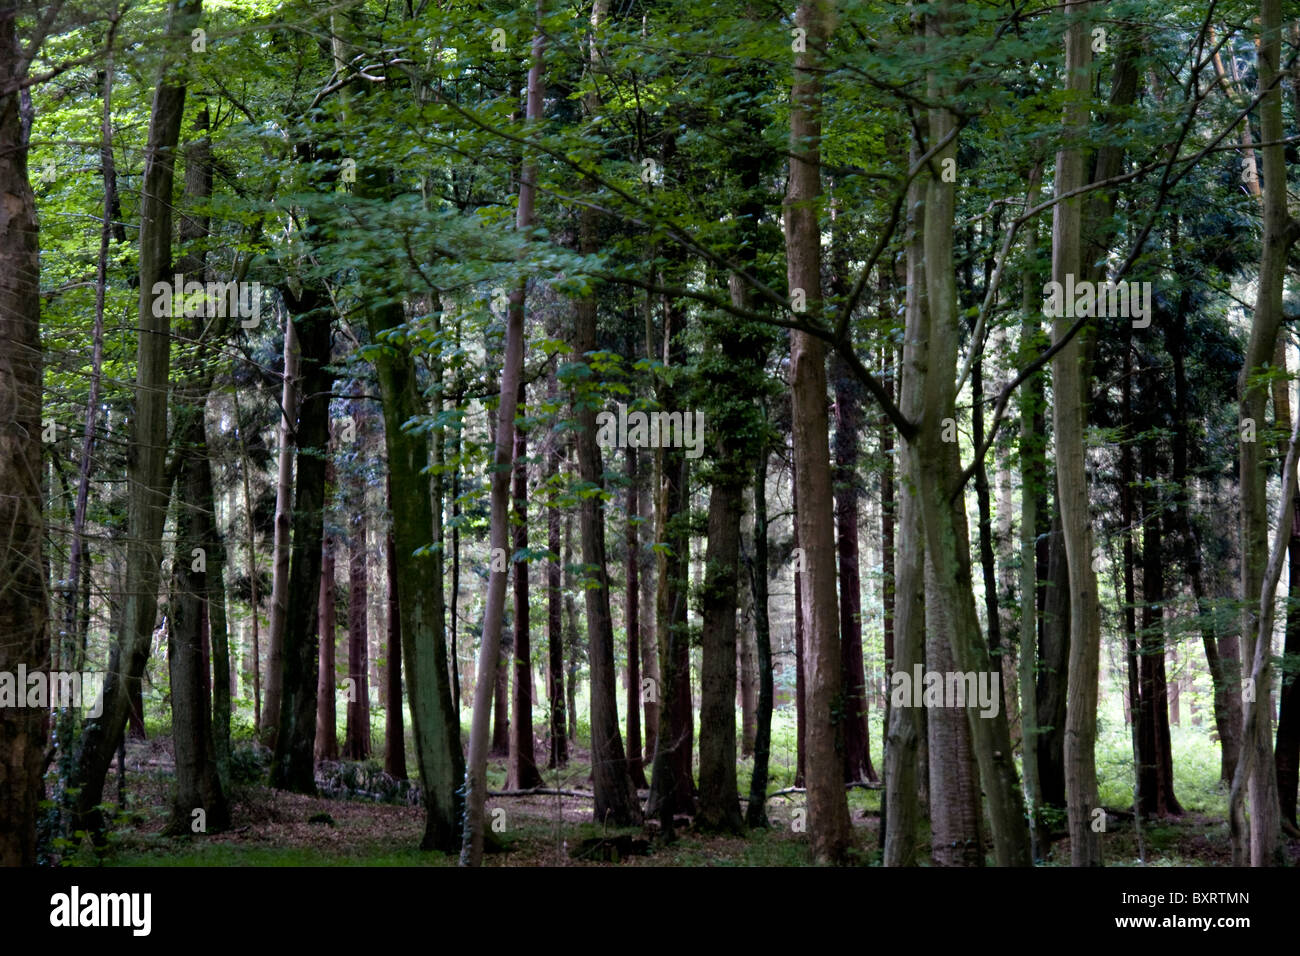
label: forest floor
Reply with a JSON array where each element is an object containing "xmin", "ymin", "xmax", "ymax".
[{"xmin": 53, "ymin": 731, "xmax": 1297, "ymax": 867}]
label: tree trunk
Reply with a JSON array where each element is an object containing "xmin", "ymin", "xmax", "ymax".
[
  {"xmin": 786, "ymin": 0, "xmax": 852, "ymax": 865},
  {"xmin": 1137, "ymin": 387, "xmax": 1181, "ymax": 816},
  {"xmin": 697, "ymin": 451, "xmax": 745, "ymax": 833},
  {"xmin": 833, "ymin": 356, "xmax": 874, "ymax": 783},
  {"xmin": 69, "ymin": 0, "xmax": 204, "ymax": 842},
  {"xmin": 1051, "ymin": 0, "xmax": 1103, "ymax": 866},
  {"xmin": 344, "ymin": 493, "xmax": 370, "ymax": 761},
  {"xmin": 925, "ymin": 555, "xmax": 983, "ymax": 865},
  {"xmin": 369, "ymin": 309, "xmax": 463, "ymax": 849},
  {"xmin": 624, "ymin": 446, "xmax": 648, "ymax": 787},
  {"xmin": 316, "ymin": 528, "xmax": 339, "ymax": 764},
  {"xmin": 269, "ymin": 280, "xmax": 333, "ymax": 792},
  {"xmin": 915, "ymin": 0, "xmax": 1030, "ymax": 865},
  {"xmin": 1017, "ymin": 173, "xmax": 1048, "ymax": 856},
  {"xmin": 884, "ymin": 157, "xmax": 927, "ymax": 868},
  {"xmin": 546, "ymin": 364, "xmax": 568, "ymax": 767},
  {"xmin": 383, "ymin": 530, "xmax": 407, "ymax": 779},
  {"xmin": 1232, "ymin": 0, "xmax": 1294, "ymax": 867},
  {"xmin": 747, "ymin": 447, "xmax": 774, "ymax": 828},
  {"xmin": 461, "ymin": 0, "xmax": 551, "ymax": 863},
  {"xmin": 265, "ymin": 312, "xmax": 299, "ymax": 750},
  {"xmin": 509, "ymin": 379, "xmax": 542, "ymax": 789},
  {"xmin": 647, "ymin": 294, "xmax": 696, "ymax": 823}
]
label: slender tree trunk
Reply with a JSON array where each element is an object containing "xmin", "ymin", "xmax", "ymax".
[
  {"xmin": 925, "ymin": 554, "xmax": 983, "ymax": 866},
  {"xmin": 564, "ymin": 509, "xmax": 580, "ymax": 744},
  {"xmin": 265, "ymin": 318, "xmax": 298, "ymax": 749},
  {"xmin": 647, "ymin": 295, "xmax": 696, "ymax": 824},
  {"xmin": 1267, "ymin": 336, "xmax": 1300, "ymax": 823},
  {"xmin": 697, "ymin": 448, "xmax": 745, "ymax": 833},
  {"xmin": 1018, "ymin": 167, "xmax": 1048, "ymax": 857},
  {"xmin": 1052, "ymin": 0, "xmax": 1103, "ymax": 866},
  {"xmin": 509, "ymin": 380, "xmax": 542, "ymax": 789},
  {"xmin": 69, "ymin": 0, "xmax": 204, "ymax": 841},
  {"xmin": 345, "ymin": 496, "xmax": 370, "ymax": 761},
  {"xmin": 316, "ymin": 535, "xmax": 338, "ymax": 762},
  {"xmin": 384, "ymin": 530, "xmax": 407, "ymax": 779},
  {"xmin": 786, "ymin": 0, "xmax": 851, "ymax": 864},
  {"xmin": 916, "ymin": 0, "xmax": 1030, "ymax": 865},
  {"xmin": 747, "ymin": 447, "xmax": 774, "ymax": 828},
  {"xmin": 269, "ymin": 280, "xmax": 333, "ymax": 792},
  {"xmin": 461, "ymin": 1, "xmax": 551, "ymax": 863},
  {"xmin": 624, "ymin": 446, "xmax": 648, "ymax": 787},
  {"xmin": 1138, "ymin": 384, "xmax": 1181, "ymax": 816},
  {"xmin": 884, "ymin": 154, "xmax": 927, "ymax": 867},
  {"xmin": 833, "ymin": 356, "xmax": 874, "ymax": 783},
  {"xmin": 546, "ymin": 365, "xmax": 568, "ymax": 767},
  {"xmin": 1233, "ymin": 0, "xmax": 1294, "ymax": 867}
]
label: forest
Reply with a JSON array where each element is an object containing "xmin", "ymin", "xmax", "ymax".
[{"xmin": 1, "ymin": 0, "xmax": 1300, "ymax": 875}]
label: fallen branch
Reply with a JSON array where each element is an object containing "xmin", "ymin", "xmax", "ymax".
[
  {"xmin": 487, "ymin": 788, "xmax": 595, "ymax": 799},
  {"xmin": 750, "ymin": 781, "xmax": 883, "ymax": 803}
]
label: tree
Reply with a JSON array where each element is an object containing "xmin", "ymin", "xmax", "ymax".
[
  {"xmin": 786, "ymin": 0, "xmax": 852, "ymax": 865},
  {"xmin": 70, "ymin": 0, "xmax": 205, "ymax": 842},
  {"xmin": 0, "ymin": 0, "xmax": 49, "ymax": 867}
]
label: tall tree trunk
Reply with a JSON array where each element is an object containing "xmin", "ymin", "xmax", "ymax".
[
  {"xmin": 1052, "ymin": 0, "xmax": 1103, "ymax": 866},
  {"xmin": 316, "ymin": 535, "xmax": 338, "ymax": 762},
  {"xmin": 509, "ymin": 380, "xmax": 542, "ymax": 789},
  {"xmin": 925, "ymin": 555, "xmax": 983, "ymax": 865},
  {"xmin": 697, "ymin": 441, "xmax": 745, "ymax": 833},
  {"xmin": 786, "ymin": 0, "xmax": 851, "ymax": 864},
  {"xmin": 624, "ymin": 446, "xmax": 648, "ymax": 787},
  {"xmin": 492, "ymin": 631, "xmax": 510, "ymax": 756},
  {"xmin": 369, "ymin": 314, "xmax": 463, "ymax": 850},
  {"xmin": 70, "ymin": 0, "xmax": 204, "ymax": 842},
  {"xmin": 915, "ymin": 0, "xmax": 1030, "ymax": 865},
  {"xmin": 1137, "ymin": 382, "xmax": 1181, "ymax": 816},
  {"xmin": 564, "ymin": 509, "xmax": 580, "ymax": 744},
  {"xmin": 383, "ymin": 530, "xmax": 407, "ymax": 779},
  {"xmin": 884, "ymin": 154, "xmax": 926, "ymax": 868},
  {"xmin": 265, "ymin": 315, "xmax": 298, "ymax": 749},
  {"xmin": 647, "ymin": 295, "xmax": 696, "ymax": 823},
  {"xmin": 546, "ymin": 364, "xmax": 568, "ymax": 767},
  {"xmin": 344, "ymin": 493, "xmax": 370, "ymax": 761},
  {"xmin": 462, "ymin": 0, "xmax": 552, "ymax": 863},
  {"xmin": 1268, "ymin": 343, "xmax": 1300, "ymax": 822},
  {"xmin": 269, "ymin": 280, "xmax": 333, "ymax": 792},
  {"xmin": 166, "ymin": 104, "xmax": 232, "ymax": 827},
  {"xmin": 1233, "ymin": 0, "xmax": 1294, "ymax": 867},
  {"xmin": 1017, "ymin": 168, "xmax": 1048, "ymax": 857},
  {"xmin": 833, "ymin": 356, "xmax": 874, "ymax": 783},
  {"xmin": 747, "ymin": 447, "xmax": 774, "ymax": 828}
]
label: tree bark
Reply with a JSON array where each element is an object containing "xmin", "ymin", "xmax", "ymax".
[
  {"xmin": 786, "ymin": 0, "xmax": 852, "ymax": 865},
  {"xmin": 546, "ymin": 364, "xmax": 568, "ymax": 767},
  {"xmin": 461, "ymin": 0, "xmax": 552, "ymax": 862},
  {"xmin": 344, "ymin": 478, "xmax": 370, "ymax": 761},
  {"xmin": 264, "ymin": 312, "xmax": 298, "ymax": 749},
  {"xmin": 509, "ymin": 379, "xmax": 542, "ymax": 789},
  {"xmin": 1052, "ymin": 0, "xmax": 1103, "ymax": 866},
  {"xmin": 1233, "ymin": 0, "xmax": 1294, "ymax": 866},
  {"xmin": 316, "ymin": 534, "xmax": 338, "ymax": 763},
  {"xmin": 70, "ymin": 0, "xmax": 204, "ymax": 841},
  {"xmin": 383, "ymin": 529, "xmax": 407, "ymax": 779},
  {"xmin": 624, "ymin": 446, "xmax": 648, "ymax": 787},
  {"xmin": 747, "ymin": 447, "xmax": 774, "ymax": 828},
  {"xmin": 269, "ymin": 280, "xmax": 334, "ymax": 792}
]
